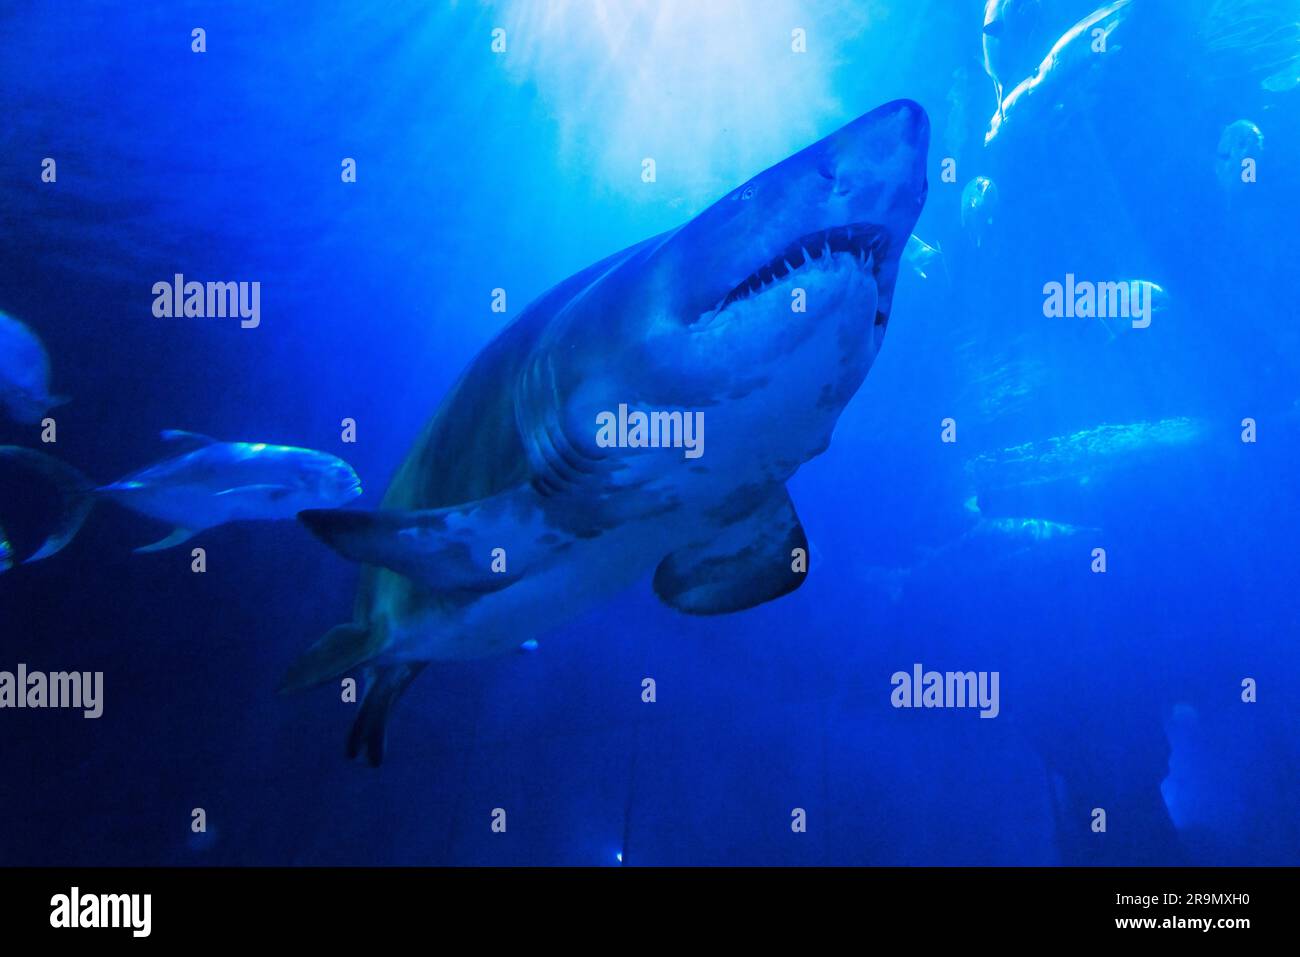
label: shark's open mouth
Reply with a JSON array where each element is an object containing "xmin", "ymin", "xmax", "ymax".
[{"xmin": 713, "ymin": 223, "xmax": 892, "ymax": 323}]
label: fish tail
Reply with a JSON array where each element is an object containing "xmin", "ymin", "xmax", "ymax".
[
  {"xmin": 280, "ymin": 621, "xmax": 424, "ymax": 765},
  {"xmin": 347, "ymin": 663, "xmax": 426, "ymax": 767},
  {"xmin": 0, "ymin": 446, "xmax": 96, "ymax": 563}
]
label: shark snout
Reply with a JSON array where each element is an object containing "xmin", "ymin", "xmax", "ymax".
[
  {"xmin": 823, "ymin": 99, "xmax": 929, "ymax": 217},
  {"xmin": 886, "ymin": 98, "xmax": 930, "ymax": 146},
  {"xmin": 839, "ymin": 98, "xmax": 929, "ymax": 159},
  {"xmin": 641, "ymin": 99, "xmax": 930, "ymax": 325}
]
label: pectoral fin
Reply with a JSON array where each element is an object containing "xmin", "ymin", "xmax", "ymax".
[
  {"xmin": 135, "ymin": 527, "xmax": 195, "ymax": 553},
  {"xmin": 653, "ymin": 485, "xmax": 809, "ymax": 615},
  {"xmin": 299, "ymin": 489, "xmax": 545, "ymax": 592}
]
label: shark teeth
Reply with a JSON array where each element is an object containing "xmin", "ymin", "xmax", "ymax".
[{"xmin": 716, "ymin": 223, "xmax": 890, "ymax": 313}]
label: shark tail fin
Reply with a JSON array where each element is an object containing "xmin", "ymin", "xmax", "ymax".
[
  {"xmin": 347, "ymin": 663, "xmax": 427, "ymax": 767},
  {"xmin": 0, "ymin": 445, "xmax": 96, "ymax": 563},
  {"xmin": 278, "ymin": 622, "xmax": 381, "ymax": 693}
]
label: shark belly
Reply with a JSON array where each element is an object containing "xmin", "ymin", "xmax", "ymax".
[
  {"xmin": 349, "ymin": 243, "xmax": 885, "ymax": 662},
  {"xmin": 371, "ymin": 504, "xmax": 700, "ymax": 663}
]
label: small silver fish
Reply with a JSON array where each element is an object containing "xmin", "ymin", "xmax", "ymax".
[
  {"xmin": 0, "ymin": 429, "xmax": 362, "ymax": 560},
  {"xmin": 965, "ymin": 417, "xmax": 1204, "ymax": 494},
  {"xmin": 1203, "ymin": 0, "xmax": 1300, "ymax": 93},
  {"xmin": 1215, "ymin": 119, "xmax": 1263, "ymax": 189},
  {"xmin": 974, "ymin": 515, "xmax": 1092, "ymax": 542},
  {"xmin": 0, "ymin": 311, "xmax": 68, "ymax": 424},
  {"xmin": 986, "ymin": 0, "xmax": 1131, "ymax": 145},
  {"xmin": 960, "ymin": 176, "xmax": 999, "ymax": 248},
  {"xmin": 904, "ymin": 233, "xmax": 946, "ymax": 280},
  {"xmin": 982, "ymin": 0, "xmax": 1046, "ymax": 122}
]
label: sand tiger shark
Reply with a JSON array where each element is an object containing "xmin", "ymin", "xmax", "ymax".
[{"xmin": 289, "ymin": 99, "xmax": 930, "ymax": 764}]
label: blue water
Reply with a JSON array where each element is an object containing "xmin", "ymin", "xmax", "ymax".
[{"xmin": 1, "ymin": 0, "xmax": 1297, "ymax": 865}]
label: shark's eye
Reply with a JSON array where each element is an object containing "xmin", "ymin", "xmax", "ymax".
[{"xmin": 740, "ymin": 183, "xmax": 756, "ymax": 200}]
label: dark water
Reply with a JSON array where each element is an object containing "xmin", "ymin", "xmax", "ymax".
[{"xmin": 1, "ymin": 0, "xmax": 1297, "ymax": 865}]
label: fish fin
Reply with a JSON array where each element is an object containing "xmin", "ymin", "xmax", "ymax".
[
  {"xmin": 160, "ymin": 429, "xmax": 219, "ymax": 450},
  {"xmin": 983, "ymin": 20, "xmax": 1004, "ymax": 37},
  {"xmin": 134, "ymin": 527, "xmax": 195, "ymax": 553},
  {"xmin": 299, "ymin": 495, "xmax": 531, "ymax": 592},
  {"xmin": 348, "ymin": 663, "xmax": 427, "ymax": 767},
  {"xmin": 653, "ymin": 485, "xmax": 808, "ymax": 615},
  {"xmin": 0, "ymin": 446, "xmax": 96, "ymax": 563},
  {"xmin": 279, "ymin": 622, "xmax": 379, "ymax": 692}
]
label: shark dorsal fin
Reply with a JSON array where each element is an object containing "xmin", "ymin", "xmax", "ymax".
[
  {"xmin": 298, "ymin": 488, "xmax": 550, "ymax": 593},
  {"xmin": 160, "ymin": 429, "xmax": 219, "ymax": 451}
]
